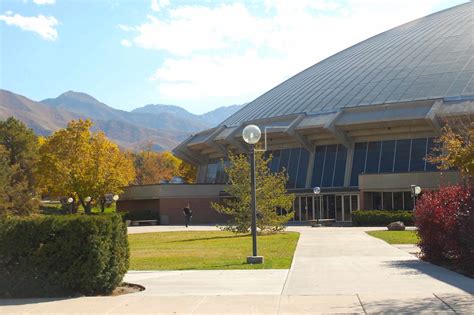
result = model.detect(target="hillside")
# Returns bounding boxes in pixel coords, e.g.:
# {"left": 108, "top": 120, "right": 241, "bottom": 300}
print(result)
{"left": 0, "top": 89, "right": 244, "bottom": 151}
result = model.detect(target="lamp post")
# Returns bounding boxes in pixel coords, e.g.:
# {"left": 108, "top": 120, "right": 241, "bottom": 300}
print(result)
{"left": 313, "top": 187, "right": 321, "bottom": 225}
{"left": 410, "top": 185, "right": 422, "bottom": 210}
{"left": 67, "top": 197, "right": 74, "bottom": 214}
{"left": 242, "top": 124, "right": 263, "bottom": 264}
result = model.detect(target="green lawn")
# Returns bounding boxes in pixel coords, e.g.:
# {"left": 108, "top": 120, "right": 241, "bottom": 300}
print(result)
{"left": 366, "top": 230, "right": 419, "bottom": 244}
{"left": 128, "top": 231, "right": 300, "bottom": 270}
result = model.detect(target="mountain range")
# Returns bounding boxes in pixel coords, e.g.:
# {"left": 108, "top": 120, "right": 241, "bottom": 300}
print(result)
{"left": 0, "top": 89, "right": 244, "bottom": 151}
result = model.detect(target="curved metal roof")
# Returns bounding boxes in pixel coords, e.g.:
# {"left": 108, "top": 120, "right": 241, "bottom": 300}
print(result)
{"left": 222, "top": 2, "right": 474, "bottom": 127}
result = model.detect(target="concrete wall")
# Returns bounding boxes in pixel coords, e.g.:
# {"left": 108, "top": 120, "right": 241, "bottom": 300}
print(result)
{"left": 159, "top": 197, "right": 229, "bottom": 225}
{"left": 359, "top": 171, "right": 461, "bottom": 191}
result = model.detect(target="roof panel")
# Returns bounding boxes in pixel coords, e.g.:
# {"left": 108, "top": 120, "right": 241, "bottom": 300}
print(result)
{"left": 221, "top": 2, "right": 474, "bottom": 127}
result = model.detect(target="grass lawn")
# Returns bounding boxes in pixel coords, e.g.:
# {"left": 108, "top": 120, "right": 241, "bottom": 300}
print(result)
{"left": 366, "top": 230, "right": 419, "bottom": 244}
{"left": 128, "top": 231, "right": 299, "bottom": 270}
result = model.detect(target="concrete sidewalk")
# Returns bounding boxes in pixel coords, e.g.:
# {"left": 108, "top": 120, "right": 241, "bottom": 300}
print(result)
{"left": 1, "top": 226, "right": 473, "bottom": 314}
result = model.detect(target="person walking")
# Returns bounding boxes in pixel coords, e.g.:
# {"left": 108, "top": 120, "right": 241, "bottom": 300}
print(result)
{"left": 183, "top": 203, "right": 193, "bottom": 228}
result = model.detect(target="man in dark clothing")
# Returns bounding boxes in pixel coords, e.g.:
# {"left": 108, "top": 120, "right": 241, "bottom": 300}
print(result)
{"left": 183, "top": 204, "right": 192, "bottom": 227}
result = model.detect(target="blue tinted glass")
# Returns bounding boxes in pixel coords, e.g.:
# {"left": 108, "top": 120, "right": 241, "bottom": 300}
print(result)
{"left": 215, "top": 160, "right": 224, "bottom": 183}
{"left": 270, "top": 150, "right": 281, "bottom": 173}
{"left": 311, "top": 146, "right": 326, "bottom": 187}
{"left": 206, "top": 163, "right": 218, "bottom": 183}
{"left": 394, "top": 139, "right": 411, "bottom": 172}
{"left": 379, "top": 140, "right": 395, "bottom": 172}
{"left": 279, "top": 149, "right": 290, "bottom": 173}
{"left": 296, "top": 148, "right": 310, "bottom": 188}
{"left": 287, "top": 148, "right": 301, "bottom": 188}
{"left": 350, "top": 142, "right": 367, "bottom": 186}
{"left": 365, "top": 141, "right": 381, "bottom": 173}
{"left": 333, "top": 145, "right": 347, "bottom": 186}
{"left": 410, "top": 138, "right": 428, "bottom": 171}
{"left": 426, "top": 138, "right": 439, "bottom": 171}
{"left": 322, "top": 145, "right": 337, "bottom": 187}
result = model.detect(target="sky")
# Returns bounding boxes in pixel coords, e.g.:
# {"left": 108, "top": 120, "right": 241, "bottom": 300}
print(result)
{"left": 0, "top": 0, "right": 468, "bottom": 114}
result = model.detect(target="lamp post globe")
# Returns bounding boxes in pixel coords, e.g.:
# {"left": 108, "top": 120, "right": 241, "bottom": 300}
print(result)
{"left": 242, "top": 125, "right": 261, "bottom": 145}
{"left": 414, "top": 186, "right": 422, "bottom": 195}
{"left": 84, "top": 196, "right": 92, "bottom": 203}
{"left": 113, "top": 194, "right": 119, "bottom": 202}
{"left": 313, "top": 187, "right": 321, "bottom": 195}
{"left": 242, "top": 124, "right": 263, "bottom": 264}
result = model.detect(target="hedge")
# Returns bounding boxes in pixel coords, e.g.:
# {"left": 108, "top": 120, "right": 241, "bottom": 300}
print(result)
{"left": 0, "top": 214, "right": 129, "bottom": 298}
{"left": 351, "top": 210, "right": 414, "bottom": 226}
{"left": 123, "top": 209, "right": 159, "bottom": 221}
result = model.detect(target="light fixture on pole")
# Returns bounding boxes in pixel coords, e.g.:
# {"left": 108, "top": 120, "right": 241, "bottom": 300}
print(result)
{"left": 242, "top": 124, "right": 263, "bottom": 264}
{"left": 410, "top": 185, "right": 422, "bottom": 210}
{"left": 313, "top": 187, "right": 321, "bottom": 225}
{"left": 113, "top": 194, "right": 119, "bottom": 202}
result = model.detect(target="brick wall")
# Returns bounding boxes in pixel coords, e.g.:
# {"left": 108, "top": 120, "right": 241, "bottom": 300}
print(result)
{"left": 159, "top": 198, "right": 229, "bottom": 225}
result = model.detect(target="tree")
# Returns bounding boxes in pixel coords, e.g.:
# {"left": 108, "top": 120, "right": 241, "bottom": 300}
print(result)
{"left": 134, "top": 144, "right": 196, "bottom": 184}
{"left": 0, "top": 118, "right": 40, "bottom": 216}
{"left": 0, "top": 145, "right": 39, "bottom": 216}
{"left": 428, "top": 125, "right": 473, "bottom": 183}
{"left": 0, "top": 117, "right": 39, "bottom": 192}
{"left": 212, "top": 150, "right": 295, "bottom": 233}
{"left": 38, "top": 120, "right": 135, "bottom": 214}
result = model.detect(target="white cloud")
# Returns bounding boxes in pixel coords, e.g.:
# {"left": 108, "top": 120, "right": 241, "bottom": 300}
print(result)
{"left": 0, "top": 12, "right": 58, "bottom": 41}
{"left": 120, "top": 0, "right": 462, "bottom": 107}
{"left": 120, "top": 39, "right": 132, "bottom": 47}
{"left": 151, "top": 0, "right": 170, "bottom": 12}
{"left": 33, "top": 0, "right": 56, "bottom": 5}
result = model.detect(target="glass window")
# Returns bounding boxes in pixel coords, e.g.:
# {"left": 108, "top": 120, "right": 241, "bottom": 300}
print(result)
{"left": 410, "top": 138, "right": 428, "bottom": 171}
{"left": 379, "top": 140, "right": 396, "bottom": 172}
{"left": 404, "top": 192, "right": 413, "bottom": 210}
{"left": 336, "top": 195, "right": 343, "bottom": 221}
{"left": 365, "top": 141, "right": 381, "bottom": 173}
{"left": 296, "top": 148, "right": 310, "bottom": 188}
{"left": 205, "top": 162, "right": 218, "bottom": 183}
{"left": 343, "top": 195, "right": 351, "bottom": 221}
{"left": 350, "top": 142, "right": 368, "bottom": 186}
{"left": 311, "top": 146, "right": 326, "bottom": 187}
{"left": 270, "top": 150, "right": 281, "bottom": 173}
{"left": 333, "top": 145, "right": 347, "bottom": 187}
{"left": 394, "top": 139, "right": 411, "bottom": 172}
{"left": 372, "top": 192, "right": 382, "bottom": 210}
{"left": 278, "top": 149, "right": 291, "bottom": 173}
{"left": 393, "top": 192, "right": 403, "bottom": 210}
{"left": 383, "top": 192, "right": 393, "bottom": 210}
{"left": 351, "top": 195, "right": 358, "bottom": 211}
{"left": 287, "top": 148, "right": 301, "bottom": 188}
{"left": 426, "top": 137, "right": 440, "bottom": 171}
{"left": 322, "top": 145, "right": 337, "bottom": 187}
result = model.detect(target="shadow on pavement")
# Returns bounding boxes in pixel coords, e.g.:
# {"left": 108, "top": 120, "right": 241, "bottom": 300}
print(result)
{"left": 384, "top": 260, "right": 474, "bottom": 294}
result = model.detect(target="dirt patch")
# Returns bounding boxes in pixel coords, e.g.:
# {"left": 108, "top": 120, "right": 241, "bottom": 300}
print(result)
{"left": 109, "top": 282, "right": 145, "bottom": 296}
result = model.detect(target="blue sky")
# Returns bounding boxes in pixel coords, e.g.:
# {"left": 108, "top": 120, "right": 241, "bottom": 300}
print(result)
{"left": 0, "top": 0, "right": 468, "bottom": 114}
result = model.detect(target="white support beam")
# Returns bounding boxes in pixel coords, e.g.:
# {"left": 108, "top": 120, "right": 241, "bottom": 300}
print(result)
{"left": 285, "top": 114, "right": 314, "bottom": 152}
{"left": 323, "top": 110, "right": 352, "bottom": 146}
{"left": 425, "top": 99, "right": 443, "bottom": 135}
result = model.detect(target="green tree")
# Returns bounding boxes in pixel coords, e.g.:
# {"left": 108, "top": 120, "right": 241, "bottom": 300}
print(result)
{"left": 38, "top": 120, "right": 136, "bottom": 214}
{"left": 0, "top": 118, "right": 40, "bottom": 216}
{"left": 0, "top": 117, "right": 39, "bottom": 192}
{"left": 212, "top": 150, "right": 295, "bottom": 233}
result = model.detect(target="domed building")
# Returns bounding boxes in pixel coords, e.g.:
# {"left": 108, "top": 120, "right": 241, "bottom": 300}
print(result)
{"left": 120, "top": 2, "right": 473, "bottom": 224}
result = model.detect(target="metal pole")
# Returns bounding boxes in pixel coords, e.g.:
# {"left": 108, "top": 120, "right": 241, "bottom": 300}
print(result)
{"left": 249, "top": 145, "right": 257, "bottom": 257}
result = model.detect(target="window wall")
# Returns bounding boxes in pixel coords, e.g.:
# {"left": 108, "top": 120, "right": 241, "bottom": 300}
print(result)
{"left": 350, "top": 137, "right": 438, "bottom": 186}
{"left": 311, "top": 144, "right": 348, "bottom": 188}
{"left": 268, "top": 147, "right": 310, "bottom": 189}
{"left": 364, "top": 191, "right": 417, "bottom": 210}
{"left": 204, "top": 159, "right": 230, "bottom": 184}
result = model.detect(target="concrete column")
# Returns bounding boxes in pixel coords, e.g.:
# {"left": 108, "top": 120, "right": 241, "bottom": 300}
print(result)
{"left": 344, "top": 143, "right": 354, "bottom": 187}
{"left": 305, "top": 150, "right": 315, "bottom": 188}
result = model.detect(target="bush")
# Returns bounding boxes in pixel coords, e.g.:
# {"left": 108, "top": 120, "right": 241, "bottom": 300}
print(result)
{"left": 351, "top": 210, "right": 414, "bottom": 226}
{"left": 0, "top": 214, "right": 129, "bottom": 298}
{"left": 415, "top": 185, "right": 473, "bottom": 273}
{"left": 123, "top": 209, "right": 159, "bottom": 221}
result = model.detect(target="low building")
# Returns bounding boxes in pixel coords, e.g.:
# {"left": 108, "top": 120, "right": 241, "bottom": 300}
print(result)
{"left": 119, "top": 3, "right": 473, "bottom": 224}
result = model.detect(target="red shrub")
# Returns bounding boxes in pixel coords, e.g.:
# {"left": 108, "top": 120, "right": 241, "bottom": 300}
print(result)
{"left": 415, "top": 185, "right": 473, "bottom": 272}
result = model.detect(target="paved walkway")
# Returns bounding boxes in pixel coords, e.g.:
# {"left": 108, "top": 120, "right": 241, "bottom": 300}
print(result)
{"left": 1, "top": 226, "right": 473, "bottom": 314}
